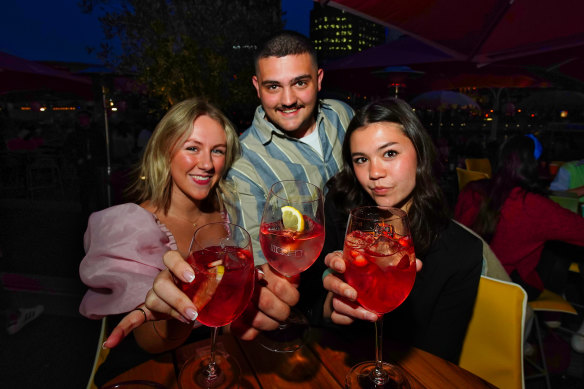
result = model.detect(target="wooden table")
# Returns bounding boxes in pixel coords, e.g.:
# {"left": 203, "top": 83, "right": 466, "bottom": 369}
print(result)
{"left": 103, "top": 327, "right": 497, "bottom": 388}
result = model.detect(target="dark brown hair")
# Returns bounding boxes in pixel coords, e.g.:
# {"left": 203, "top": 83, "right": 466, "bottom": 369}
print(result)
{"left": 327, "top": 97, "right": 449, "bottom": 256}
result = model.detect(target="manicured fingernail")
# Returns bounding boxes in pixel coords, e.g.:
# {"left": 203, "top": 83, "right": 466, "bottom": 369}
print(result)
{"left": 365, "top": 312, "right": 379, "bottom": 321}
{"left": 102, "top": 340, "right": 108, "bottom": 349}
{"left": 183, "top": 270, "right": 195, "bottom": 283}
{"left": 185, "top": 308, "right": 198, "bottom": 321}
{"left": 344, "top": 289, "right": 356, "bottom": 300}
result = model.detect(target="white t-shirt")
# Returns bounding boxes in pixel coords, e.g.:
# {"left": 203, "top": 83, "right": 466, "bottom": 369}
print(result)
{"left": 299, "top": 127, "right": 323, "bottom": 157}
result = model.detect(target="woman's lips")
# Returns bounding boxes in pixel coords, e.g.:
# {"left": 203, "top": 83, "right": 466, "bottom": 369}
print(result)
{"left": 191, "top": 175, "right": 211, "bottom": 185}
{"left": 372, "top": 186, "right": 390, "bottom": 195}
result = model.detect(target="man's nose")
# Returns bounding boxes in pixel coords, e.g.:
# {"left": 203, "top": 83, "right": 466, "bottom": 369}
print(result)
{"left": 281, "top": 87, "right": 296, "bottom": 107}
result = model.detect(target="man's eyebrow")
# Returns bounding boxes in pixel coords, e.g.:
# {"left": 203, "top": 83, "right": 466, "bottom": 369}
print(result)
{"left": 261, "top": 74, "right": 312, "bottom": 87}
{"left": 261, "top": 80, "right": 280, "bottom": 86}
{"left": 291, "top": 74, "right": 311, "bottom": 84}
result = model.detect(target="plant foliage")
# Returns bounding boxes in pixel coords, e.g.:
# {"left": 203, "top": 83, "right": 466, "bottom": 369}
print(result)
{"left": 79, "top": 0, "right": 283, "bottom": 117}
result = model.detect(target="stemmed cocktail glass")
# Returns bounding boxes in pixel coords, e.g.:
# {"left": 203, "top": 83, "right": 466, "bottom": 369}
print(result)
{"left": 257, "top": 180, "right": 325, "bottom": 352}
{"left": 177, "top": 222, "right": 255, "bottom": 388}
{"left": 343, "top": 206, "right": 416, "bottom": 388}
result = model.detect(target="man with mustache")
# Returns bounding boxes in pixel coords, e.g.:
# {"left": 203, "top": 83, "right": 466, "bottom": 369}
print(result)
{"left": 227, "top": 30, "right": 354, "bottom": 340}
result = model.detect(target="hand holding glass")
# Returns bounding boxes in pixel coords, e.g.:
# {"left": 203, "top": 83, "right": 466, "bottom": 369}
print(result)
{"left": 258, "top": 180, "right": 325, "bottom": 351}
{"left": 176, "top": 223, "right": 255, "bottom": 389}
{"left": 343, "top": 206, "right": 416, "bottom": 388}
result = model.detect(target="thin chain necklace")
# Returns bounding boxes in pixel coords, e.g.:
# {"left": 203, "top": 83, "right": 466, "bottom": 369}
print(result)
{"left": 160, "top": 210, "right": 204, "bottom": 229}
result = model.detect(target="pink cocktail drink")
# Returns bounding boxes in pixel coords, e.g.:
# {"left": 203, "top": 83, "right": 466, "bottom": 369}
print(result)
{"left": 343, "top": 230, "right": 416, "bottom": 314}
{"left": 259, "top": 215, "right": 325, "bottom": 276}
{"left": 178, "top": 246, "right": 254, "bottom": 327}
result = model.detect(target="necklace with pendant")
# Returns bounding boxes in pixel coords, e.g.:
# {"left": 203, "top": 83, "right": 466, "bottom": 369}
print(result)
{"left": 160, "top": 211, "right": 203, "bottom": 229}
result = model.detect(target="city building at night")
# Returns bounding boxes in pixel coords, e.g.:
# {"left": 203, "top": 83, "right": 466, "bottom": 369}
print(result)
{"left": 310, "top": 3, "right": 385, "bottom": 60}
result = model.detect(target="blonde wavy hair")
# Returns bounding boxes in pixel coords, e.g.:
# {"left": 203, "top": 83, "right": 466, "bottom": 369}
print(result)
{"left": 126, "top": 97, "right": 240, "bottom": 213}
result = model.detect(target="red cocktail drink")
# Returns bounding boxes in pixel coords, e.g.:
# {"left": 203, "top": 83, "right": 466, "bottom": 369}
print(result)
{"left": 259, "top": 215, "right": 324, "bottom": 276}
{"left": 343, "top": 230, "right": 415, "bottom": 314}
{"left": 179, "top": 246, "right": 254, "bottom": 327}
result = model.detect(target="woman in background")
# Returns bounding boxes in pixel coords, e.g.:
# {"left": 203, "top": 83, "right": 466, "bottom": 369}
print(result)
{"left": 454, "top": 135, "right": 584, "bottom": 352}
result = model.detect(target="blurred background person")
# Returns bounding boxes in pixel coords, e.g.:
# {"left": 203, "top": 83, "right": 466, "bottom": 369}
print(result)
{"left": 454, "top": 135, "right": 584, "bottom": 352}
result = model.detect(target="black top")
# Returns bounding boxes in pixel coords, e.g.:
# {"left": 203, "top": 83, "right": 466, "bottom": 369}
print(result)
{"left": 299, "top": 197, "right": 483, "bottom": 364}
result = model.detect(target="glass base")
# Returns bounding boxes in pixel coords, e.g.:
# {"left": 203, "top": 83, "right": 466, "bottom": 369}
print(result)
{"left": 178, "top": 350, "right": 240, "bottom": 389}
{"left": 345, "top": 361, "right": 411, "bottom": 389}
{"left": 256, "top": 308, "right": 310, "bottom": 353}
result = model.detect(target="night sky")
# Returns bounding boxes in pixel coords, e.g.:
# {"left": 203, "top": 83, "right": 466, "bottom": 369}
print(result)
{"left": 0, "top": 0, "right": 314, "bottom": 63}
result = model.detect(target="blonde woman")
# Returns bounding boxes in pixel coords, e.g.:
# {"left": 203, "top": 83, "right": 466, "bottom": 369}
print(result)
{"left": 79, "top": 98, "right": 241, "bottom": 353}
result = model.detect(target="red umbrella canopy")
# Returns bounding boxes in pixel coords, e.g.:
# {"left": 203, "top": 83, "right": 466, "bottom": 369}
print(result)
{"left": 325, "top": 36, "right": 454, "bottom": 70}
{"left": 0, "top": 51, "right": 92, "bottom": 99}
{"left": 325, "top": 0, "right": 584, "bottom": 65}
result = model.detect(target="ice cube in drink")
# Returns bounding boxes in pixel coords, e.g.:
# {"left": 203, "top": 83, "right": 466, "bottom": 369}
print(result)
{"left": 343, "top": 231, "right": 416, "bottom": 314}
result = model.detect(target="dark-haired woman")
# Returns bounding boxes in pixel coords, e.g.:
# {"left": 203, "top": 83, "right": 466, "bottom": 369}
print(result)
{"left": 454, "top": 135, "right": 584, "bottom": 300}
{"left": 313, "top": 98, "right": 483, "bottom": 364}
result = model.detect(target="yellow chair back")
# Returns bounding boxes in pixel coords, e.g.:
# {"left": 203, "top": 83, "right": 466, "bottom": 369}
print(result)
{"left": 465, "top": 158, "right": 492, "bottom": 177}
{"left": 460, "top": 276, "right": 527, "bottom": 389}
{"left": 457, "top": 167, "right": 490, "bottom": 191}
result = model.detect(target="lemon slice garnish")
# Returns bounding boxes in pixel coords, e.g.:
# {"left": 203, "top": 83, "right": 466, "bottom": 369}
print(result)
{"left": 208, "top": 260, "right": 225, "bottom": 279}
{"left": 215, "top": 265, "right": 225, "bottom": 280}
{"left": 194, "top": 263, "right": 224, "bottom": 310}
{"left": 281, "top": 205, "right": 304, "bottom": 232}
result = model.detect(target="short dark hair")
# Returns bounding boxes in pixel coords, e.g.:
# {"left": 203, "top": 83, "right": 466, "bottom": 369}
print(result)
{"left": 327, "top": 97, "right": 449, "bottom": 255}
{"left": 254, "top": 30, "right": 317, "bottom": 73}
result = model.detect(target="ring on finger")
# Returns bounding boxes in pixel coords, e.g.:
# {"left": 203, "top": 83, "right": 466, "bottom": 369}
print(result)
{"left": 322, "top": 268, "right": 337, "bottom": 281}
{"left": 133, "top": 307, "right": 148, "bottom": 323}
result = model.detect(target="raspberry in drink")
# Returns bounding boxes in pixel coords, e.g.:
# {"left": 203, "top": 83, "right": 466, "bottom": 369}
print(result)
{"left": 343, "top": 230, "right": 416, "bottom": 314}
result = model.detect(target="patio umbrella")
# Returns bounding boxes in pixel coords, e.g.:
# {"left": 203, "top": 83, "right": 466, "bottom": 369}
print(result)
{"left": 325, "top": 0, "right": 584, "bottom": 65}
{"left": 325, "top": 36, "right": 453, "bottom": 71}
{"left": 410, "top": 90, "right": 479, "bottom": 137}
{"left": 430, "top": 72, "right": 550, "bottom": 90}
{"left": 0, "top": 51, "right": 92, "bottom": 99}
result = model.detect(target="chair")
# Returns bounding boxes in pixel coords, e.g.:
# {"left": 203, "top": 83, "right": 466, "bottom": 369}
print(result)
{"left": 525, "top": 289, "right": 578, "bottom": 389}
{"left": 465, "top": 158, "right": 492, "bottom": 177}
{"left": 456, "top": 167, "right": 490, "bottom": 192}
{"left": 459, "top": 276, "right": 527, "bottom": 389}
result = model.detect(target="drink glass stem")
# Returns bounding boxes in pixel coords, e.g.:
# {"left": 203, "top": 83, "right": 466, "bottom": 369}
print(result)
{"left": 204, "top": 326, "right": 220, "bottom": 382}
{"left": 371, "top": 315, "right": 388, "bottom": 385}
